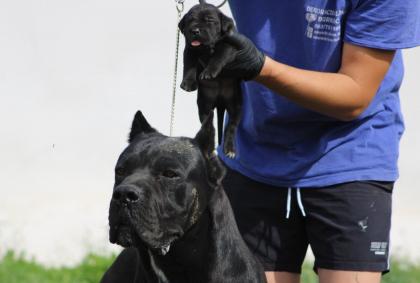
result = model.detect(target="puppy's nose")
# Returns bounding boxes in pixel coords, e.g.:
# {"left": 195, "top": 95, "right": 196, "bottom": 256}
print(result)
{"left": 112, "top": 186, "right": 140, "bottom": 204}
{"left": 191, "top": 28, "right": 200, "bottom": 35}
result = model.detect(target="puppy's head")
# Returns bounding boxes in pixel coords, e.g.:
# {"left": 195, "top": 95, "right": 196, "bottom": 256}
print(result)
{"left": 178, "top": 3, "right": 235, "bottom": 48}
{"left": 108, "top": 111, "right": 224, "bottom": 256}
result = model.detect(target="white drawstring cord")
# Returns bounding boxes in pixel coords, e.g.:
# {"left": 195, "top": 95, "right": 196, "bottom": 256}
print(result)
{"left": 296, "top": 188, "right": 306, "bottom": 217}
{"left": 286, "top": 187, "right": 292, "bottom": 219}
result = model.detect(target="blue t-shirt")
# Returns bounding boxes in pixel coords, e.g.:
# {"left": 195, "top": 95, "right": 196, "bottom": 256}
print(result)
{"left": 218, "top": 0, "right": 420, "bottom": 187}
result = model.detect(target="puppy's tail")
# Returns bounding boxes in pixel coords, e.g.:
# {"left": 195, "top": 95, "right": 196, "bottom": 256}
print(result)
{"left": 217, "top": 107, "right": 225, "bottom": 146}
{"left": 199, "top": 0, "right": 207, "bottom": 4}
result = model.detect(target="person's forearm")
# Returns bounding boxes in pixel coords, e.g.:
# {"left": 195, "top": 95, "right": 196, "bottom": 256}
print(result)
{"left": 255, "top": 57, "right": 372, "bottom": 121}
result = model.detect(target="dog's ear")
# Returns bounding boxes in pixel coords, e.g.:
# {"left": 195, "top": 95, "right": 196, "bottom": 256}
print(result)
{"left": 219, "top": 13, "right": 235, "bottom": 35}
{"left": 128, "top": 111, "right": 156, "bottom": 143}
{"left": 194, "top": 112, "right": 215, "bottom": 157}
{"left": 206, "top": 154, "right": 226, "bottom": 186}
{"left": 194, "top": 112, "right": 225, "bottom": 185}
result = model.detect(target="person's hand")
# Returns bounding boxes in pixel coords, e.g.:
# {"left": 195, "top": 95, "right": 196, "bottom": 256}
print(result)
{"left": 221, "top": 33, "right": 266, "bottom": 81}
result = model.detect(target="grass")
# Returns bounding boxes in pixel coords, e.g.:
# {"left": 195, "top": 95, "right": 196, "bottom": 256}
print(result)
{"left": 0, "top": 251, "right": 114, "bottom": 283}
{"left": 1, "top": 251, "right": 420, "bottom": 283}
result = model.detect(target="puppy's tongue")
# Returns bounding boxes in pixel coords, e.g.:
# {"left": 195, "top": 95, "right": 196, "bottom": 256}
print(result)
{"left": 191, "top": 40, "right": 201, "bottom": 47}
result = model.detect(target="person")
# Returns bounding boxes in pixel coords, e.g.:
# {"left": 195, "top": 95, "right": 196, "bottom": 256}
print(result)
{"left": 216, "top": 1, "right": 420, "bottom": 283}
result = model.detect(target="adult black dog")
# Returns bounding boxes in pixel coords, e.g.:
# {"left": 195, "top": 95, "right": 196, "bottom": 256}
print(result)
{"left": 100, "top": 111, "right": 266, "bottom": 283}
{"left": 179, "top": 1, "right": 241, "bottom": 158}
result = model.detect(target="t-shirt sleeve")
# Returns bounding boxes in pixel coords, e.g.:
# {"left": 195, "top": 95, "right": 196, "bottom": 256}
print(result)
{"left": 344, "top": 0, "right": 420, "bottom": 50}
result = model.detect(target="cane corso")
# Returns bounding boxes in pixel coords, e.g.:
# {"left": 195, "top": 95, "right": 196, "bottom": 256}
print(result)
{"left": 100, "top": 111, "right": 266, "bottom": 283}
{"left": 179, "top": 1, "right": 242, "bottom": 158}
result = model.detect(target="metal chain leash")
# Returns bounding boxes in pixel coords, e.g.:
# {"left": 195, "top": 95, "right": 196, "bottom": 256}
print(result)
{"left": 169, "top": 0, "right": 184, "bottom": 136}
{"left": 169, "top": 0, "right": 227, "bottom": 136}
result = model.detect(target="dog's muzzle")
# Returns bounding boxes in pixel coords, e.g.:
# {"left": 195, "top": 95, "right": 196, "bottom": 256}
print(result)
{"left": 112, "top": 185, "right": 140, "bottom": 204}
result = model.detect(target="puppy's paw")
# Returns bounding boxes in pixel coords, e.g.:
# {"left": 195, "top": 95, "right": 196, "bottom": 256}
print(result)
{"left": 199, "top": 67, "right": 221, "bottom": 80}
{"left": 181, "top": 80, "right": 198, "bottom": 92}
{"left": 223, "top": 140, "right": 236, "bottom": 159}
{"left": 226, "top": 151, "right": 236, "bottom": 159}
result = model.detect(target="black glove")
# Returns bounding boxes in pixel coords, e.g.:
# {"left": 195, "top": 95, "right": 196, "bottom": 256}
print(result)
{"left": 221, "top": 33, "right": 266, "bottom": 80}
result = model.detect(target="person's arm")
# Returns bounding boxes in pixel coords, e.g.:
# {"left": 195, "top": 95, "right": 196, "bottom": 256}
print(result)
{"left": 222, "top": 34, "right": 396, "bottom": 121}
{"left": 255, "top": 43, "right": 395, "bottom": 121}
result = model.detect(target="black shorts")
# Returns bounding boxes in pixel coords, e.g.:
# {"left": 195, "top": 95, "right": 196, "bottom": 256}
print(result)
{"left": 222, "top": 167, "right": 393, "bottom": 274}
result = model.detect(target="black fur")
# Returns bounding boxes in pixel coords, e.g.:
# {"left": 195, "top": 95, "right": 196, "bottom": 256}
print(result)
{"left": 101, "top": 111, "right": 266, "bottom": 283}
{"left": 179, "top": 3, "right": 242, "bottom": 158}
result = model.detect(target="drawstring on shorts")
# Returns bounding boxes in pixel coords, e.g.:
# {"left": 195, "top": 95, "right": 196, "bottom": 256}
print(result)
{"left": 285, "top": 187, "right": 306, "bottom": 219}
{"left": 296, "top": 188, "right": 306, "bottom": 217}
{"left": 286, "top": 188, "right": 292, "bottom": 219}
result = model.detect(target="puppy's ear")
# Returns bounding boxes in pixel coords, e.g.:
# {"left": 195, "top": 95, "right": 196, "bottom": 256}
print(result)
{"left": 178, "top": 15, "right": 187, "bottom": 33}
{"left": 128, "top": 111, "right": 156, "bottom": 143}
{"left": 219, "top": 13, "right": 235, "bottom": 35}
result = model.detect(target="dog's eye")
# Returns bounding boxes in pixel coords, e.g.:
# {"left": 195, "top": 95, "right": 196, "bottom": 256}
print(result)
{"left": 161, "top": 170, "right": 179, "bottom": 179}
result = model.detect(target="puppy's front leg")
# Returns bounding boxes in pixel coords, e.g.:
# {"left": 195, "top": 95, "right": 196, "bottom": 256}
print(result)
{"left": 181, "top": 48, "right": 199, "bottom": 92}
{"left": 200, "top": 44, "right": 235, "bottom": 80}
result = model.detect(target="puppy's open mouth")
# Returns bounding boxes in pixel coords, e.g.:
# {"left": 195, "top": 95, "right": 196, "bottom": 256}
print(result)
{"left": 191, "top": 40, "right": 202, "bottom": 47}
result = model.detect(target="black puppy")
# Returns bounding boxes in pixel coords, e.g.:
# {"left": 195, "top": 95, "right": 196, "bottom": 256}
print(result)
{"left": 179, "top": 0, "right": 241, "bottom": 158}
{"left": 101, "top": 111, "right": 266, "bottom": 283}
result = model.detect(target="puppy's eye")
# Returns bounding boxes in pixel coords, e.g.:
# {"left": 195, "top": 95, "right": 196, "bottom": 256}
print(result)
{"left": 205, "top": 17, "right": 216, "bottom": 23}
{"left": 161, "top": 170, "right": 179, "bottom": 179}
{"left": 115, "top": 168, "right": 125, "bottom": 176}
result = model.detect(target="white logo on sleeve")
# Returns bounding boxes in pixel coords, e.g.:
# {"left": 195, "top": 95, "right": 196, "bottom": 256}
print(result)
{"left": 305, "top": 6, "right": 345, "bottom": 42}
{"left": 370, "top": 242, "right": 388, "bottom": 255}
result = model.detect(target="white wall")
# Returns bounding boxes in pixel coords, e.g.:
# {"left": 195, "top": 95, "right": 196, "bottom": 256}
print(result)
{"left": 0, "top": 0, "right": 418, "bottom": 266}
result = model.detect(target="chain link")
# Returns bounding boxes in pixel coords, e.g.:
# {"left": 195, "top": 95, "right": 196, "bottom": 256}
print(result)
{"left": 175, "top": 0, "right": 185, "bottom": 12}
{"left": 215, "top": 0, "right": 228, "bottom": 8}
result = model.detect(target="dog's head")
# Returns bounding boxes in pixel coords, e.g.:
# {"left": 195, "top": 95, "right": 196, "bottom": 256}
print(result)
{"left": 178, "top": 2, "right": 235, "bottom": 48}
{"left": 108, "top": 111, "right": 225, "bottom": 256}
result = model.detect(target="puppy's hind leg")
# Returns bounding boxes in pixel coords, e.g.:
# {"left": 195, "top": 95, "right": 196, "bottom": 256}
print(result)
{"left": 217, "top": 107, "right": 225, "bottom": 146}
{"left": 223, "top": 91, "right": 242, "bottom": 159}
{"left": 197, "top": 88, "right": 215, "bottom": 123}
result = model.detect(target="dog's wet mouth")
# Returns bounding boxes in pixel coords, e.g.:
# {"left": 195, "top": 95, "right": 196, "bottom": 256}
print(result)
{"left": 151, "top": 243, "right": 172, "bottom": 256}
{"left": 110, "top": 220, "right": 180, "bottom": 256}
{"left": 142, "top": 232, "right": 181, "bottom": 256}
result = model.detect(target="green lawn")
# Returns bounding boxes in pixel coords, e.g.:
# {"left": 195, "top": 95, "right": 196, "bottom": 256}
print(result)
{"left": 0, "top": 252, "right": 114, "bottom": 283}
{"left": 1, "top": 251, "right": 419, "bottom": 283}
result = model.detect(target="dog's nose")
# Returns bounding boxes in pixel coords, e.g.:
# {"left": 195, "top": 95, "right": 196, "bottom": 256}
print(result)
{"left": 191, "top": 28, "right": 200, "bottom": 35}
{"left": 112, "top": 186, "right": 140, "bottom": 204}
